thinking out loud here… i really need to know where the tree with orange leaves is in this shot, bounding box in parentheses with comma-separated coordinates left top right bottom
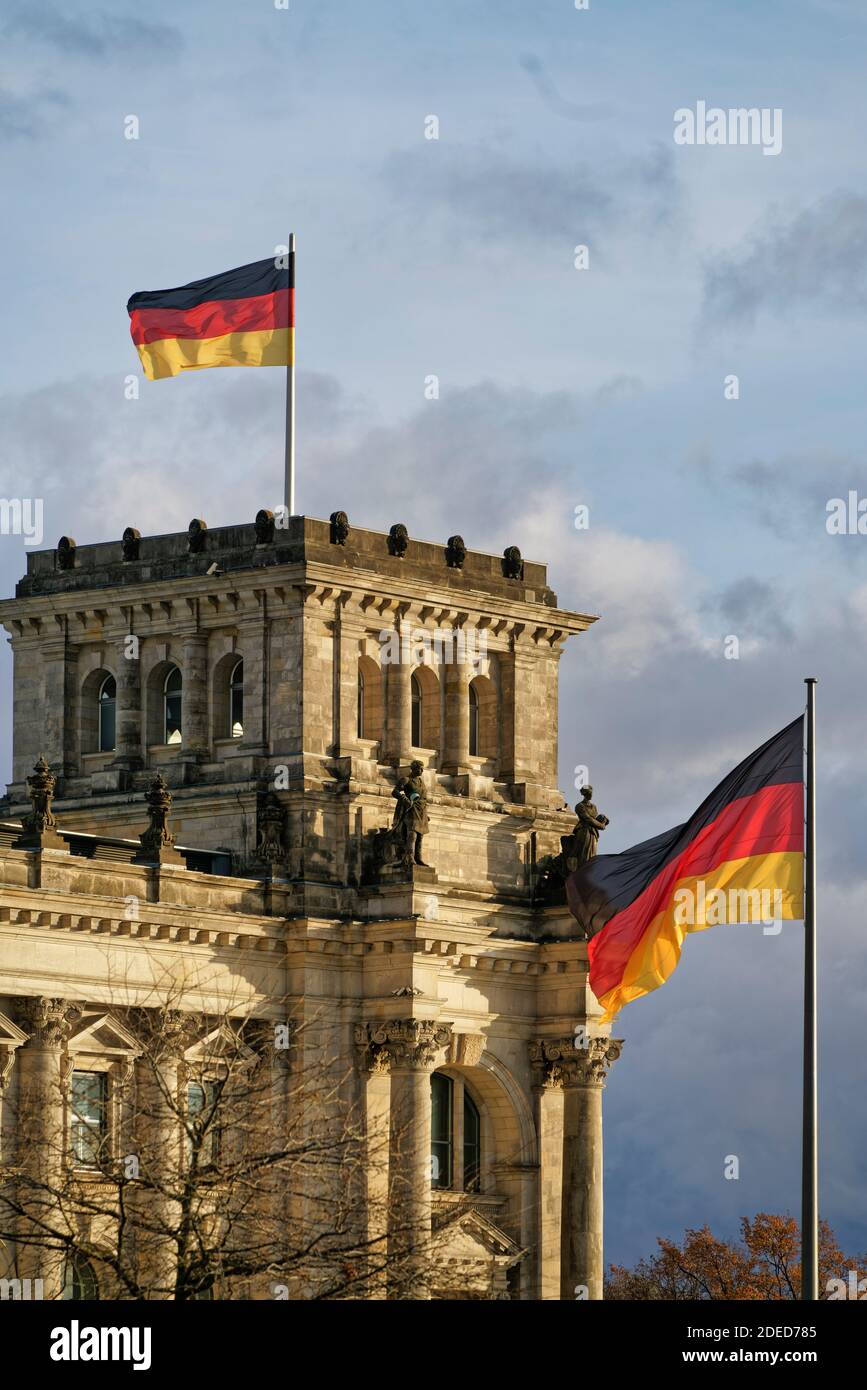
(605, 1213, 866, 1300)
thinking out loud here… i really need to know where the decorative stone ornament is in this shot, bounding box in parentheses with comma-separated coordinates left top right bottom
(254, 509, 275, 545)
(121, 527, 141, 562)
(187, 518, 208, 554)
(330, 510, 350, 546)
(135, 774, 185, 866)
(528, 1036, 623, 1090)
(13, 757, 68, 851)
(57, 536, 76, 571)
(445, 535, 466, 569)
(255, 791, 287, 867)
(387, 523, 409, 558)
(502, 545, 523, 580)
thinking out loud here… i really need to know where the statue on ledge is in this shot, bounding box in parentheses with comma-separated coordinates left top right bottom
(392, 760, 431, 868)
(564, 785, 609, 871)
(535, 784, 609, 905)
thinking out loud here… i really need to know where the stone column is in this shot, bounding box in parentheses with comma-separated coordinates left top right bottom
(528, 1044, 566, 1300)
(113, 628, 143, 770)
(130, 1010, 188, 1298)
(500, 640, 536, 783)
(359, 1019, 450, 1298)
(354, 1029, 392, 1299)
(181, 633, 209, 760)
(532, 1036, 622, 1300)
(15, 997, 83, 1296)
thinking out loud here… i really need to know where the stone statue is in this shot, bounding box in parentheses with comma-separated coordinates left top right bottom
(188, 518, 208, 554)
(121, 527, 141, 562)
(330, 510, 350, 546)
(391, 760, 430, 867)
(502, 545, 523, 580)
(388, 523, 409, 558)
(57, 536, 76, 571)
(254, 509, 275, 545)
(445, 535, 466, 569)
(564, 786, 609, 870)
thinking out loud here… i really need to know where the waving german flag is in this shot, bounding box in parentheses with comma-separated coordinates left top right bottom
(567, 718, 805, 1021)
(127, 255, 293, 381)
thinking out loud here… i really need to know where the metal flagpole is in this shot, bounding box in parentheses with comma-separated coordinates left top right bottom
(801, 677, 818, 1300)
(285, 232, 296, 515)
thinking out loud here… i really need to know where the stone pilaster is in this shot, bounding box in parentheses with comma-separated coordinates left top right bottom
(441, 658, 470, 775)
(383, 643, 412, 766)
(530, 1035, 622, 1300)
(181, 632, 209, 760)
(356, 1018, 451, 1298)
(40, 634, 78, 780)
(112, 625, 143, 771)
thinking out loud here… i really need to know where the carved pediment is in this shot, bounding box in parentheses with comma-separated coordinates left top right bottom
(67, 1010, 140, 1059)
(432, 1206, 528, 1299)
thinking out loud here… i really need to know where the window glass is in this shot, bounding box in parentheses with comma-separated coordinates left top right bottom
(230, 660, 244, 738)
(463, 1091, 481, 1192)
(62, 1255, 100, 1300)
(98, 675, 116, 753)
(187, 1080, 221, 1163)
(70, 1071, 107, 1167)
(430, 1072, 452, 1188)
(164, 666, 182, 744)
(411, 674, 422, 748)
(469, 684, 479, 757)
(357, 670, 365, 739)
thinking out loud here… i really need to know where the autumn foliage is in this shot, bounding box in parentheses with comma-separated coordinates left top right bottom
(606, 1214, 867, 1300)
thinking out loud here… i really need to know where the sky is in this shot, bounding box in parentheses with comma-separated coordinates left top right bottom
(1, 0, 866, 1270)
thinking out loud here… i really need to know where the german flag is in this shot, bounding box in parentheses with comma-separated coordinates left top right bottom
(127, 255, 293, 381)
(567, 718, 805, 1021)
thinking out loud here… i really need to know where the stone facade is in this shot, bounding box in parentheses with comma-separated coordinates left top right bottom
(0, 515, 621, 1300)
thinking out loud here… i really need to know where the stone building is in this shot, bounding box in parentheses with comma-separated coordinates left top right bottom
(0, 513, 621, 1300)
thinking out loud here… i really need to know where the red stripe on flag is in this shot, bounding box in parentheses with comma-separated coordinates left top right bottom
(130, 288, 293, 346)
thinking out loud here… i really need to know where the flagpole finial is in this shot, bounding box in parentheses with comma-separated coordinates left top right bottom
(804, 676, 818, 684)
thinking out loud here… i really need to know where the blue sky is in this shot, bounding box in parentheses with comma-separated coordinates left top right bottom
(1, 0, 866, 1270)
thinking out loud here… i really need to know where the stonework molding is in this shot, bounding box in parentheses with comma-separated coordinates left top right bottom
(18, 996, 85, 1048)
(355, 1018, 452, 1073)
(528, 1036, 623, 1090)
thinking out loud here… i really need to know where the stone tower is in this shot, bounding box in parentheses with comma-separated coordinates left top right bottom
(0, 513, 622, 1299)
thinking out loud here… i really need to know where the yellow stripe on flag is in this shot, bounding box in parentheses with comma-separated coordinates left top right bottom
(135, 326, 294, 380)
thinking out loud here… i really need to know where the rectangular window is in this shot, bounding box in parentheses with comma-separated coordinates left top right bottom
(430, 1072, 453, 1189)
(70, 1071, 107, 1168)
(187, 1080, 221, 1164)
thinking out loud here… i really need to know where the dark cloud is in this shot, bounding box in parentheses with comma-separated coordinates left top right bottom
(703, 191, 867, 327)
(709, 576, 795, 643)
(4, 5, 183, 60)
(519, 53, 615, 122)
(382, 140, 679, 247)
(0, 86, 69, 140)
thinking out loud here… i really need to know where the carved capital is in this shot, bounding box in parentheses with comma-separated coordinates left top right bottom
(19, 997, 84, 1048)
(529, 1036, 623, 1090)
(355, 1019, 452, 1073)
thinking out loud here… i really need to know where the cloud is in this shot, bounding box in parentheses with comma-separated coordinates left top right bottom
(3, 5, 183, 60)
(703, 192, 867, 327)
(382, 140, 680, 248)
(0, 86, 69, 140)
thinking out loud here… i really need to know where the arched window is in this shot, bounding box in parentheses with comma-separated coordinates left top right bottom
(468, 683, 479, 757)
(357, 669, 365, 739)
(430, 1072, 484, 1193)
(229, 659, 244, 738)
(430, 1072, 452, 1189)
(98, 674, 116, 753)
(164, 666, 182, 745)
(62, 1255, 100, 1301)
(411, 672, 422, 748)
(464, 1091, 481, 1192)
